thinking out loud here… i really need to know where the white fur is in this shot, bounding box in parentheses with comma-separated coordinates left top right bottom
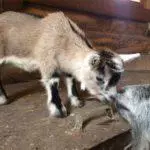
(48, 78, 59, 85)
(66, 77, 81, 107)
(66, 77, 73, 97)
(0, 56, 39, 72)
(70, 96, 81, 107)
(81, 83, 86, 91)
(43, 80, 52, 106)
(49, 103, 67, 117)
(49, 103, 59, 116)
(0, 95, 7, 105)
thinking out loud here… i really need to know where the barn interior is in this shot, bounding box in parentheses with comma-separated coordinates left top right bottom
(0, 0, 150, 149)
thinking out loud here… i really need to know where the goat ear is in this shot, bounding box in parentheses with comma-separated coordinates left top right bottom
(119, 53, 141, 63)
(100, 49, 124, 72)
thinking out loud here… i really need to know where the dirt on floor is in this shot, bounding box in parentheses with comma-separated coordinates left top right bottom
(0, 80, 130, 150)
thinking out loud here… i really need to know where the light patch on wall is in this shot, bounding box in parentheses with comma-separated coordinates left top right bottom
(131, 0, 140, 2)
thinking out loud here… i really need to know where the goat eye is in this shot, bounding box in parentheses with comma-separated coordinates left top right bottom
(96, 77, 104, 83)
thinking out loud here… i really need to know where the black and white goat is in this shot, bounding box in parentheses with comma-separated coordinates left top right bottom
(0, 11, 139, 117)
(113, 85, 150, 150)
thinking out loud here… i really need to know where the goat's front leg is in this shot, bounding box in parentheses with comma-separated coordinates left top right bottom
(0, 79, 8, 105)
(65, 74, 83, 107)
(42, 73, 67, 117)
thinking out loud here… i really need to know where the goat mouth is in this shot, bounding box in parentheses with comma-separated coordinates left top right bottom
(98, 92, 117, 103)
(115, 101, 129, 112)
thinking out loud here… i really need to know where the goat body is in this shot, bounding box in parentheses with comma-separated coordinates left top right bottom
(115, 85, 150, 150)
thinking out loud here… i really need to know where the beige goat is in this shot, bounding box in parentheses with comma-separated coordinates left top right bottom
(0, 11, 139, 117)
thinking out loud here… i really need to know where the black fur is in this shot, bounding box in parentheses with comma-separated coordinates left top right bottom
(50, 73, 64, 117)
(51, 82, 64, 116)
(108, 72, 121, 88)
(66, 73, 79, 98)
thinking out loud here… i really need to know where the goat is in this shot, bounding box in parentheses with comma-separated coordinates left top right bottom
(0, 11, 139, 117)
(111, 85, 150, 150)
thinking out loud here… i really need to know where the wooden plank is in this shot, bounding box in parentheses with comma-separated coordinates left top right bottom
(25, 0, 150, 22)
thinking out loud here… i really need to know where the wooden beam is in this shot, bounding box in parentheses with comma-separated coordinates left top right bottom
(25, 0, 150, 22)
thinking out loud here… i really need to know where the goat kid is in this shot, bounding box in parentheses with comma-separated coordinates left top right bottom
(111, 85, 150, 150)
(0, 11, 139, 117)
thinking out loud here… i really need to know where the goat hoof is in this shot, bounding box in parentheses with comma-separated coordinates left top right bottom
(70, 97, 83, 108)
(49, 103, 67, 118)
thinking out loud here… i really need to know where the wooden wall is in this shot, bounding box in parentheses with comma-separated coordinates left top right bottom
(22, 3, 150, 54)
(25, 0, 150, 22)
(0, 0, 22, 12)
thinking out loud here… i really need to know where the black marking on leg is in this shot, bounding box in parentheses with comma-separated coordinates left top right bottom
(0, 81, 7, 98)
(52, 72, 60, 78)
(66, 73, 79, 98)
(65, 73, 72, 77)
(51, 82, 61, 109)
(71, 79, 79, 98)
(50, 80, 64, 117)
